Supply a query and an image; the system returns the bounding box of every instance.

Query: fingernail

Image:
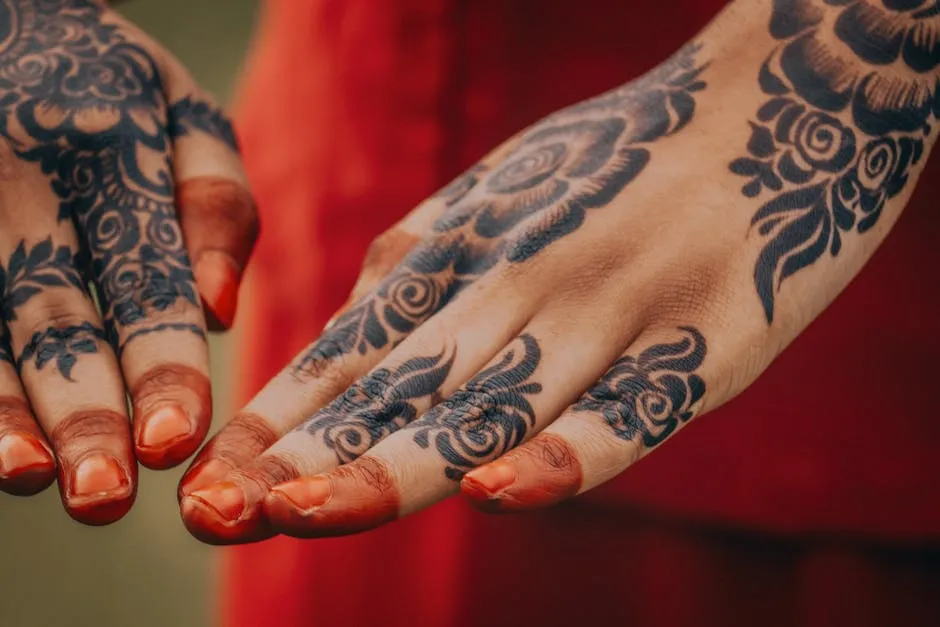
[70,453,130,499]
[138,405,193,451]
[0,431,55,480]
[188,481,246,522]
[194,251,239,327]
[270,476,333,513]
[463,461,516,497]
[179,457,233,499]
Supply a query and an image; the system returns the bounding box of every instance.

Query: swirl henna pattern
[0,0,236,379]
[731,0,940,322]
[293,44,709,391]
[434,43,707,262]
[413,334,543,481]
[573,327,707,448]
[299,348,456,463]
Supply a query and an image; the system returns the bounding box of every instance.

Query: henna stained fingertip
[0,430,56,496]
[181,481,265,545]
[265,457,399,537]
[133,365,211,469]
[178,412,279,500]
[194,251,239,328]
[65,453,134,525]
[462,434,582,513]
[181,455,299,544]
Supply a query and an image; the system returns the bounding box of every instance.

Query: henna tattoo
[0,0,234,353]
[0,238,103,376]
[731,1,939,322]
[293,45,708,382]
[167,96,238,151]
[18,322,107,381]
[574,327,706,448]
[119,322,205,353]
[293,237,493,378]
[434,43,707,262]
[413,334,543,480]
[0,325,11,365]
[0,238,85,323]
[300,347,455,463]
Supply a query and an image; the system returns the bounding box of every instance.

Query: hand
[0,0,257,524]
[178,0,937,542]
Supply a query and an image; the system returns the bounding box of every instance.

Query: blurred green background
[0,2,258,626]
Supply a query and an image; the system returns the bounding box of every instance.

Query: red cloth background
[226,1,940,625]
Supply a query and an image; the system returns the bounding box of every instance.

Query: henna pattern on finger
[167,96,239,151]
[293,237,493,379]
[574,327,706,447]
[18,321,107,381]
[290,46,708,387]
[0,324,12,364]
[299,346,456,463]
[0,0,215,353]
[0,238,85,323]
[413,334,543,481]
[0,238,103,376]
[730,1,939,323]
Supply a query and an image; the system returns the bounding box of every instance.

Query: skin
[179,0,940,543]
[0,0,257,525]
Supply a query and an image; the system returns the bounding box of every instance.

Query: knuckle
[15,303,92,340]
[212,413,279,462]
[289,334,355,388]
[0,397,36,437]
[49,408,128,458]
[236,454,300,493]
[333,455,395,495]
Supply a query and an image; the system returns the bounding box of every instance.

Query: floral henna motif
[573,327,706,448]
[299,348,456,463]
[413,334,543,481]
[731,0,939,322]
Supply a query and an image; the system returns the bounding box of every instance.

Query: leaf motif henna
[731,1,938,322]
[18,322,107,381]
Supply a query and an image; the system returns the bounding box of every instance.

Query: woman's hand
[0,0,257,524]
[178,0,937,542]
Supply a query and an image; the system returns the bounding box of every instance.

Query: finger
[0,323,55,496]
[264,318,622,538]
[0,233,135,524]
[177,234,497,500]
[180,262,531,544]
[167,90,257,331]
[56,59,215,471]
[117,15,258,331]
[461,326,712,513]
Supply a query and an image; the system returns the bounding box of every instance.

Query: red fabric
[226,1,940,625]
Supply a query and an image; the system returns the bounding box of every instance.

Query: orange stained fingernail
[0,431,55,488]
[71,453,130,498]
[462,461,517,498]
[194,251,240,328]
[66,453,135,525]
[138,405,193,451]
[269,476,333,513]
[179,457,233,499]
[188,481,247,523]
